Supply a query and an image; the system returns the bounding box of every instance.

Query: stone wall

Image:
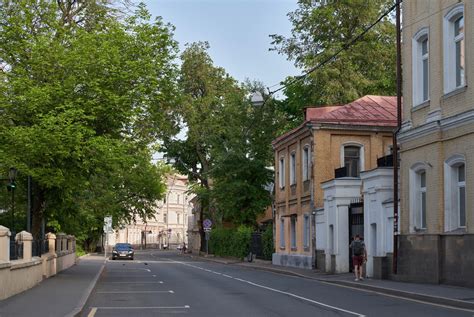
[272,252,313,269]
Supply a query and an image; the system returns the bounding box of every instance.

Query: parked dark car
[112,243,134,260]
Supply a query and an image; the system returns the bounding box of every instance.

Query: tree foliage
[0,1,178,245]
[271,0,396,126]
[165,43,280,233]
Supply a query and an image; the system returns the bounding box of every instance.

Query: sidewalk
[185,253,474,310]
[0,254,105,317]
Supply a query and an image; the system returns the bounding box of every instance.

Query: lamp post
[7,167,17,239]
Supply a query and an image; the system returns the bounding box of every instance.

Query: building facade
[272,95,396,269]
[113,174,194,249]
[398,0,474,286]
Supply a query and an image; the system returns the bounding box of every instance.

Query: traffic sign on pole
[203,219,212,229]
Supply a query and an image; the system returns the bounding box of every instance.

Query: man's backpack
[353,240,364,256]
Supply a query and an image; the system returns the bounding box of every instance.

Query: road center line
[93,305,191,310]
[87,307,97,317]
[102,281,163,284]
[96,290,174,294]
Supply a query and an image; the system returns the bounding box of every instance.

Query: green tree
[271,0,396,127]
[0,1,178,244]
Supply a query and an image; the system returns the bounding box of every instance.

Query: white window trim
[279,156,285,189]
[409,162,427,232]
[302,145,310,181]
[444,154,466,231]
[340,142,365,174]
[443,4,465,94]
[412,27,430,106]
[290,151,296,185]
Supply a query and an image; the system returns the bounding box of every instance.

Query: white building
[112,174,194,249]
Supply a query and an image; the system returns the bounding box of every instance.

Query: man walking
[350,235,366,281]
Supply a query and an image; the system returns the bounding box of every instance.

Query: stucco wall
[0,259,43,300]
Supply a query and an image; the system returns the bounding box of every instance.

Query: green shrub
[209,225,252,259]
[262,225,274,260]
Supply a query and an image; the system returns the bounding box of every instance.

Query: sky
[142,0,299,96]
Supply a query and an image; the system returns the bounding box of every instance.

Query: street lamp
[250,91,264,107]
[7,167,17,239]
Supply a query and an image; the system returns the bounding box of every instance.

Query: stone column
[0,226,11,262]
[16,231,33,261]
[46,233,56,254]
[67,235,73,253]
[57,233,66,253]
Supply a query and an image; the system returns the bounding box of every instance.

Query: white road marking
[94,306,191,310]
[107,268,151,273]
[102,281,163,284]
[166,259,364,317]
[87,307,97,317]
[96,291,174,294]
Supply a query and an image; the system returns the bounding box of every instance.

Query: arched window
[444,155,466,231]
[409,163,428,231]
[412,28,429,105]
[302,145,310,181]
[444,4,465,93]
[340,143,364,177]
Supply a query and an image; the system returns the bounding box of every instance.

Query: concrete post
[67,235,73,252]
[57,233,66,253]
[16,231,33,261]
[0,226,11,262]
[46,233,56,254]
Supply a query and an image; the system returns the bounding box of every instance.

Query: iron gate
[348,199,364,272]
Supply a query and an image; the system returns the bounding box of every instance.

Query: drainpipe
[393,0,402,275]
[307,122,317,269]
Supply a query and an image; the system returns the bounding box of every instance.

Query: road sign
[204,227,212,232]
[104,216,112,232]
[203,219,212,229]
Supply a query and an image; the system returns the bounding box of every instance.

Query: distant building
[398,0,474,286]
[114,174,194,249]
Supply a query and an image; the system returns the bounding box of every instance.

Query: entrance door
[348,200,364,272]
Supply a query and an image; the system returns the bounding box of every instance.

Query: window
[163,213,167,224]
[409,163,427,232]
[279,157,285,189]
[177,213,180,224]
[177,194,180,204]
[290,152,296,185]
[280,218,285,248]
[419,171,427,229]
[303,214,310,248]
[290,216,296,249]
[457,164,466,227]
[302,146,310,181]
[344,146,361,177]
[412,28,429,105]
[444,5,465,93]
[444,155,466,231]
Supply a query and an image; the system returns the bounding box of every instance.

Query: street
[81,250,473,317]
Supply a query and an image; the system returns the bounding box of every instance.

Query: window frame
[303,214,310,248]
[444,155,466,231]
[280,218,285,249]
[290,216,297,249]
[279,156,285,189]
[412,28,430,106]
[340,143,364,177]
[409,162,428,232]
[302,145,310,181]
[290,151,296,185]
[443,4,465,94]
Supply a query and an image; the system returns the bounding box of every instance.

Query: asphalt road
[81,250,474,317]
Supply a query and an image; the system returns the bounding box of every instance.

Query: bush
[262,225,274,260]
[209,225,252,259]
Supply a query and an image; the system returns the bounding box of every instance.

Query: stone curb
[184,254,474,311]
[64,259,106,317]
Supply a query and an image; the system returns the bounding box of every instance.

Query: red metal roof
[308,95,397,127]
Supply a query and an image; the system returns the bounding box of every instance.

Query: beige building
[398,0,474,286]
[272,96,396,269]
[114,174,194,249]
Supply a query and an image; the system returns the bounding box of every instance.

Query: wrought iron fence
[9,240,23,260]
[32,239,49,257]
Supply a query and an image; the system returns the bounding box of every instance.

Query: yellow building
[398,0,474,286]
[272,96,395,269]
